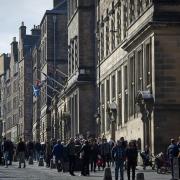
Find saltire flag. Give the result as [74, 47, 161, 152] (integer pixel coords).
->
[33, 85, 40, 97]
[33, 79, 46, 97]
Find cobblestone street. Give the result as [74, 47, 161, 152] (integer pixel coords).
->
[0, 162, 171, 180]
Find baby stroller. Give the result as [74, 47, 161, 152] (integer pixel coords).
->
[140, 151, 155, 170]
[155, 153, 170, 174]
[96, 155, 104, 171]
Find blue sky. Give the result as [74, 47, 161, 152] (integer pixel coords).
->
[0, 0, 52, 53]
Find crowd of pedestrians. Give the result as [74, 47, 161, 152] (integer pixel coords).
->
[0, 136, 179, 180]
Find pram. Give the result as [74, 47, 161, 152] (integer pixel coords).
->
[155, 153, 170, 174]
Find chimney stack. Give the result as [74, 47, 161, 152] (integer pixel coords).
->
[19, 21, 26, 38]
[13, 37, 16, 42]
[31, 24, 41, 36]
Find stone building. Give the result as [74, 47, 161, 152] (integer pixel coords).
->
[7, 37, 19, 142]
[18, 22, 40, 141]
[32, 27, 41, 142]
[62, 0, 96, 139]
[96, 0, 180, 153]
[0, 53, 10, 138]
[39, 0, 68, 142]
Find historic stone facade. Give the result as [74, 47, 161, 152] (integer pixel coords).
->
[96, 0, 180, 153]
[18, 22, 40, 141]
[8, 37, 19, 142]
[0, 50, 18, 141]
[32, 28, 41, 142]
[39, 0, 68, 142]
[0, 53, 10, 139]
[62, 0, 96, 139]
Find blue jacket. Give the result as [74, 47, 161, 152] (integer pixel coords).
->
[52, 144, 63, 160]
[167, 143, 179, 159]
[112, 145, 126, 161]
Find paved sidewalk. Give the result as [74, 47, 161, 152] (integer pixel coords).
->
[0, 162, 171, 180]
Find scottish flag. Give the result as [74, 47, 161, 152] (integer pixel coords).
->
[33, 85, 40, 97]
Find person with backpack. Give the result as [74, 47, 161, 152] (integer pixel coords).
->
[112, 140, 126, 180]
[167, 138, 179, 180]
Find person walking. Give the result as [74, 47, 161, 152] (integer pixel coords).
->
[90, 139, 99, 172]
[8, 140, 14, 165]
[45, 141, 51, 167]
[167, 139, 179, 180]
[79, 140, 91, 176]
[52, 139, 64, 172]
[35, 141, 41, 162]
[67, 138, 76, 176]
[16, 138, 26, 168]
[1, 137, 10, 168]
[99, 138, 111, 169]
[27, 140, 34, 160]
[126, 141, 138, 180]
[112, 140, 126, 180]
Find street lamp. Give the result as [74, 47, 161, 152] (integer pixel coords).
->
[107, 102, 117, 141]
[94, 113, 101, 136]
[136, 90, 154, 150]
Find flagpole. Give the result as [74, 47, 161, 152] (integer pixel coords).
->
[56, 68, 68, 78]
[34, 68, 65, 88]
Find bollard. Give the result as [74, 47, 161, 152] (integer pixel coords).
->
[28, 156, 34, 165]
[38, 156, 44, 166]
[103, 167, 112, 180]
[136, 173, 145, 180]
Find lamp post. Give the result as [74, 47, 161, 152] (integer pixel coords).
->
[107, 102, 117, 141]
[94, 113, 101, 136]
[136, 90, 154, 151]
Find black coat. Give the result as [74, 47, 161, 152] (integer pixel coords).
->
[126, 147, 138, 165]
[79, 144, 91, 159]
[90, 144, 99, 159]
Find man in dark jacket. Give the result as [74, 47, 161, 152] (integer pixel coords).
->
[167, 139, 179, 180]
[35, 141, 41, 162]
[90, 139, 99, 172]
[52, 139, 64, 172]
[27, 140, 34, 160]
[126, 141, 138, 180]
[99, 138, 111, 168]
[8, 140, 14, 165]
[1, 137, 10, 168]
[45, 141, 51, 167]
[79, 140, 91, 176]
[112, 140, 126, 180]
[67, 138, 76, 176]
[17, 138, 26, 168]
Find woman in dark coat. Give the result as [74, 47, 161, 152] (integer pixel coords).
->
[126, 141, 138, 180]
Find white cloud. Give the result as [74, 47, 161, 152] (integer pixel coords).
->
[0, 0, 52, 53]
